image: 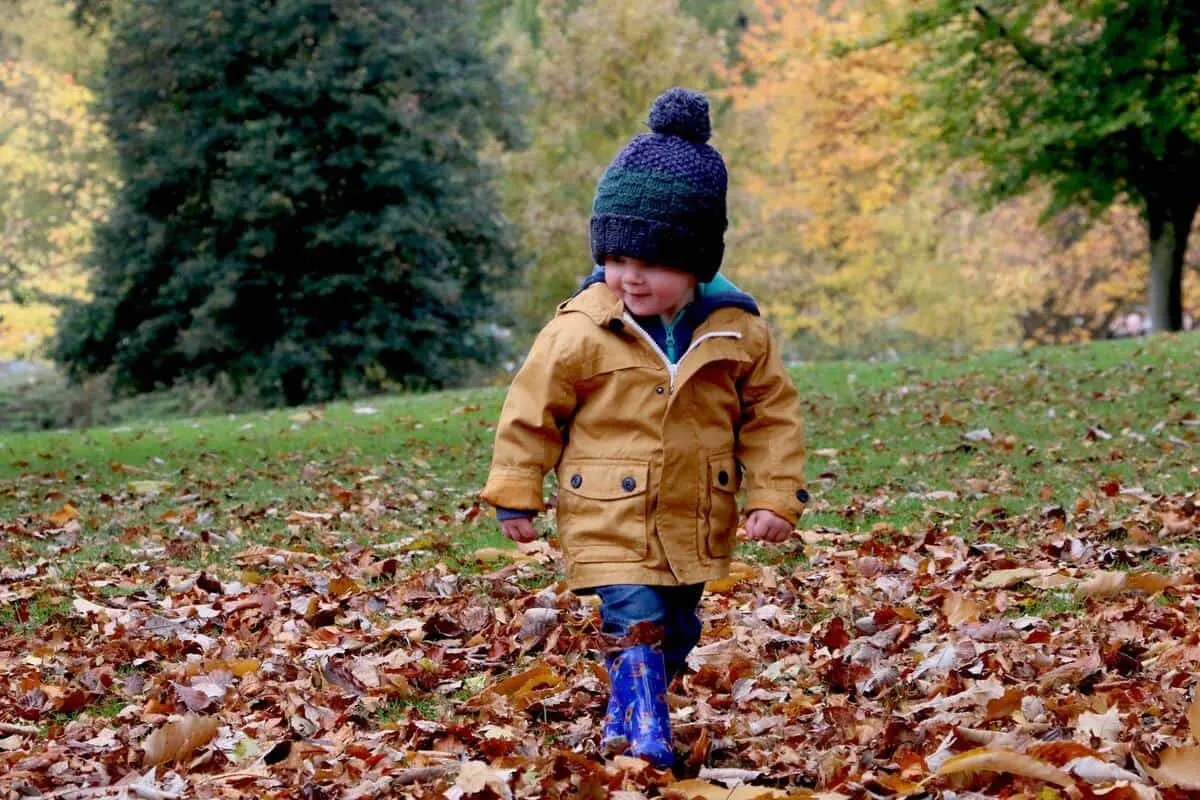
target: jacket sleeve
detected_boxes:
[735,324,808,525]
[479,319,578,512]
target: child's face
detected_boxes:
[604,255,697,319]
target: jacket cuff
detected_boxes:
[745,486,809,526]
[480,468,547,512]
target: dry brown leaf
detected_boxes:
[944,592,983,626]
[975,568,1042,589]
[663,779,786,799]
[1145,746,1200,790]
[449,760,515,800]
[1124,571,1175,594]
[934,747,1074,788]
[142,715,220,766]
[1075,570,1127,598]
[706,561,759,594]
[1188,693,1200,743]
[46,504,79,527]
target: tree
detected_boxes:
[901,0,1200,332]
[724,0,1020,355]
[55,0,522,404]
[0,0,112,358]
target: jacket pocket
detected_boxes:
[556,459,650,563]
[704,454,741,559]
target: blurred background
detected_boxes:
[1,0,1197,424]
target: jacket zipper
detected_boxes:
[623,313,742,393]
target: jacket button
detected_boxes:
[570,474,582,489]
[621,476,636,492]
[796,488,810,503]
[718,470,729,486]
[655,386,665,394]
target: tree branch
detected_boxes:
[974,4,1050,72]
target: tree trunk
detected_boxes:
[1146,194,1197,332]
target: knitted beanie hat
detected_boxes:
[590,87,728,282]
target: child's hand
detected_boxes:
[500,517,539,543]
[743,509,793,543]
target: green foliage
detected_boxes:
[494,0,724,333]
[54,0,523,405]
[902,0,1200,330]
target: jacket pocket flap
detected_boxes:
[709,455,740,494]
[559,460,649,501]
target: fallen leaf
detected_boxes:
[142,715,220,766]
[1145,746,1200,790]
[664,779,786,799]
[447,760,514,800]
[975,568,1042,589]
[46,504,79,527]
[944,592,983,626]
[1077,706,1122,741]
[934,748,1073,788]
[1075,570,1127,598]
[1188,693,1200,743]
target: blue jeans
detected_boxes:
[595,583,704,681]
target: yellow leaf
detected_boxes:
[129,480,171,496]
[1074,570,1127,598]
[481,663,563,710]
[327,575,360,598]
[472,547,516,563]
[142,715,220,766]
[975,568,1042,589]
[46,504,79,527]
[935,748,1073,788]
[706,561,758,594]
[944,591,983,626]
[1124,571,1175,594]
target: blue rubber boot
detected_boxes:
[614,645,673,768]
[600,652,629,754]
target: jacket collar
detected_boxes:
[557,282,625,328]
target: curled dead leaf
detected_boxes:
[975,568,1042,589]
[142,715,220,766]
[1075,570,1127,598]
[1144,746,1200,790]
[934,747,1074,788]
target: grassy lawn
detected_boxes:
[0,333,1198,796]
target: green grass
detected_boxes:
[1,333,1197,576]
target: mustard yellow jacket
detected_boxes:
[480,283,807,590]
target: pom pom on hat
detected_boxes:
[647,87,711,143]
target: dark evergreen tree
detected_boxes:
[55,0,522,404]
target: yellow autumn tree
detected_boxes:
[722,0,1018,356]
[0,0,112,359]
[722,0,1191,356]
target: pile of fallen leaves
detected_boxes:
[1,488,1199,799]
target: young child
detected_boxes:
[480,87,808,768]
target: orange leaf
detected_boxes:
[944,592,983,626]
[1146,746,1200,789]
[46,504,79,527]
